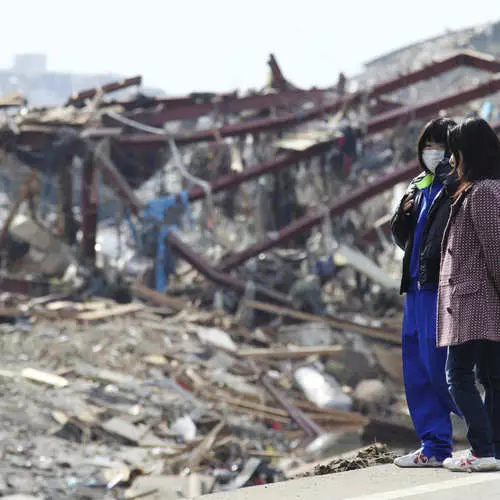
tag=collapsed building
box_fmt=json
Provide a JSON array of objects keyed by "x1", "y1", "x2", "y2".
[{"x1": 0, "y1": 20, "x2": 499, "y2": 499}]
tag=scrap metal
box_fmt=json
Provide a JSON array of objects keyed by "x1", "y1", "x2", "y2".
[{"x1": 67, "y1": 75, "x2": 142, "y2": 106}]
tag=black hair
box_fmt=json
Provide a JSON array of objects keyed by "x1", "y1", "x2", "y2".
[
  {"x1": 417, "y1": 118, "x2": 457, "y2": 171},
  {"x1": 447, "y1": 118, "x2": 500, "y2": 181}
]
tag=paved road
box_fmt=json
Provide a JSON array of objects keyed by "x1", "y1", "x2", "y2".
[{"x1": 196, "y1": 464, "x2": 500, "y2": 500}]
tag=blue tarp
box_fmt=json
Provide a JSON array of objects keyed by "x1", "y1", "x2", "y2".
[{"x1": 128, "y1": 191, "x2": 190, "y2": 292}]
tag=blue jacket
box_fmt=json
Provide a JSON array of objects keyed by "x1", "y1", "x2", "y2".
[{"x1": 391, "y1": 159, "x2": 455, "y2": 294}]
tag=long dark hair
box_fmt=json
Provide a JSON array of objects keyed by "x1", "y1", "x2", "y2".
[
  {"x1": 447, "y1": 118, "x2": 500, "y2": 181},
  {"x1": 417, "y1": 117, "x2": 456, "y2": 171}
]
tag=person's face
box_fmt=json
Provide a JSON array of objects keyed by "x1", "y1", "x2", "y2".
[{"x1": 423, "y1": 141, "x2": 444, "y2": 152}]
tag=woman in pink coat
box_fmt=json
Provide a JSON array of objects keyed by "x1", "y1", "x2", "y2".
[{"x1": 437, "y1": 118, "x2": 500, "y2": 472}]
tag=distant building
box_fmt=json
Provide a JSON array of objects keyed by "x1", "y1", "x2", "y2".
[
  {"x1": 0, "y1": 53, "x2": 164, "y2": 107},
  {"x1": 13, "y1": 53, "x2": 47, "y2": 76}
]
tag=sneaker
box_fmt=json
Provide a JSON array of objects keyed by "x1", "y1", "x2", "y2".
[
  {"x1": 394, "y1": 449, "x2": 443, "y2": 468},
  {"x1": 443, "y1": 451, "x2": 497, "y2": 472}
]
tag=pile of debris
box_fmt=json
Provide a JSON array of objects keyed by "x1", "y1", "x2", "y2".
[
  {"x1": 0, "y1": 289, "x2": 405, "y2": 499},
  {"x1": 312, "y1": 444, "x2": 396, "y2": 476}
]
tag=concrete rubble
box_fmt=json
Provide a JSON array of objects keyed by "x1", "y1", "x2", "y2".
[{"x1": 0, "y1": 19, "x2": 499, "y2": 499}]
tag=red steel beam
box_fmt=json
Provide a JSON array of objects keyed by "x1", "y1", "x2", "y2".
[
  {"x1": 187, "y1": 138, "x2": 341, "y2": 203},
  {"x1": 217, "y1": 119, "x2": 500, "y2": 272},
  {"x1": 122, "y1": 88, "x2": 327, "y2": 127},
  {"x1": 368, "y1": 51, "x2": 500, "y2": 98},
  {"x1": 67, "y1": 76, "x2": 142, "y2": 106},
  {"x1": 120, "y1": 72, "x2": 500, "y2": 148},
  {"x1": 118, "y1": 51, "x2": 500, "y2": 135},
  {"x1": 367, "y1": 74, "x2": 500, "y2": 135},
  {"x1": 95, "y1": 139, "x2": 337, "y2": 304},
  {"x1": 154, "y1": 91, "x2": 238, "y2": 107},
  {"x1": 370, "y1": 98, "x2": 404, "y2": 115},
  {"x1": 102, "y1": 137, "x2": 340, "y2": 214},
  {"x1": 94, "y1": 150, "x2": 293, "y2": 303},
  {"x1": 166, "y1": 232, "x2": 290, "y2": 304},
  {"x1": 217, "y1": 161, "x2": 420, "y2": 272}
]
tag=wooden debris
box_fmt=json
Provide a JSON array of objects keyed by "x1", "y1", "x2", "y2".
[
  {"x1": 52, "y1": 410, "x2": 70, "y2": 425},
  {"x1": 187, "y1": 420, "x2": 226, "y2": 470},
  {"x1": 245, "y1": 300, "x2": 401, "y2": 344},
  {"x1": 124, "y1": 474, "x2": 209, "y2": 500},
  {"x1": 238, "y1": 345, "x2": 343, "y2": 359},
  {"x1": 143, "y1": 354, "x2": 168, "y2": 365},
  {"x1": 77, "y1": 302, "x2": 144, "y2": 321},
  {"x1": 0, "y1": 369, "x2": 16, "y2": 379},
  {"x1": 131, "y1": 282, "x2": 191, "y2": 312},
  {"x1": 21, "y1": 368, "x2": 69, "y2": 388}
]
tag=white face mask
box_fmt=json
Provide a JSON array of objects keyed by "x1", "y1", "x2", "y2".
[{"x1": 422, "y1": 149, "x2": 445, "y2": 173}]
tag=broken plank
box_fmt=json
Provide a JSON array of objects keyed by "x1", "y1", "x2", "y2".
[
  {"x1": 204, "y1": 391, "x2": 289, "y2": 418},
  {"x1": 293, "y1": 399, "x2": 368, "y2": 425},
  {"x1": 306, "y1": 412, "x2": 369, "y2": 425},
  {"x1": 101, "y1": 417, "x2": 148, "y2": 444},
  {"x1": 77, "y1": 303, "x2": 144, "y2": 321},
  {"x1": 238, "y1": 345, "x2": 343, "y2": 360},
  {"x1": 21, "y1": 368, "x2": 69, "y2": 388},
  {"x1": 131, "y1": 282, "x2": 191, "y2": 312},
  {"x1": 245, "y1": 300, "x2": 401, "y2": 344},
  {"x1": 45, "y1": 301, "x2": 106, "y2": 312},
  {"x1": 187, "y1": 420, "x2": 226, "y2": 470},
  {"x1": 143, "y1": 354, "x2": 168, "y2": 365}
]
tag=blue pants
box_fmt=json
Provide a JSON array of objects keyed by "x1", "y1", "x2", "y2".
[{"x1": 402, "y1": 290, "x2": 459, "y2": 460}]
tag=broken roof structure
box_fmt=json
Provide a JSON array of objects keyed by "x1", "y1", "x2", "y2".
[{"x1": 2, "y1": 47, "x2": 500, "y2": 298}]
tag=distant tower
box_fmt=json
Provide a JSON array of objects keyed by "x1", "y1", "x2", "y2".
[{"x1": 13, "y1": 54, "x2": 47, "y2": 76}]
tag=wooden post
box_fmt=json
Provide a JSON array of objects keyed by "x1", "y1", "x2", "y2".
[
  {"x1": 58, "y1": 163, "x2": 77, "y2": 245},
  {"x1": 81, "y1": 151, "x2": 98, "y2": 262}
]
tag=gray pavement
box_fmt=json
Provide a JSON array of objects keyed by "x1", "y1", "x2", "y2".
[{"x1": 196, "y1": 464, "x2": 500, "y2": 500}]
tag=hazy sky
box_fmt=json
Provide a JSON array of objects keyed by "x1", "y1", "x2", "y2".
[{"x1": 2, "y1": 0, "x2": 499, "y2": 94}]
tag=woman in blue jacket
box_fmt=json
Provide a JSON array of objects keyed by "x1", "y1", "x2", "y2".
[{"x1": 391, "y1": 117, "x2": 460, "y2": 467}]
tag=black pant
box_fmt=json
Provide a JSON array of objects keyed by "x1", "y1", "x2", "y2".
[{"x1": 446, "y1": 340, "x2": 500, "y2": 458}]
